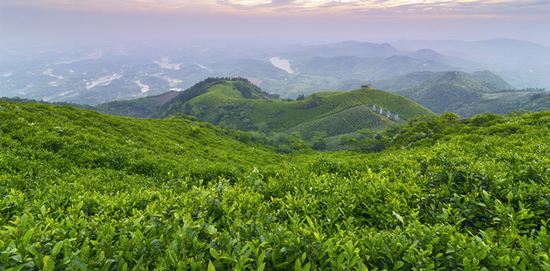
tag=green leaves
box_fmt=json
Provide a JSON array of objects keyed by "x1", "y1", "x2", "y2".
[
  {"x1": 208, "y1": 261, "x2": 216, "y2": 271},
  {"x1": 207, "y1": 225, "x2": 218, "y2": 235},
  {"x1": 42, "y1": 256, "x2": 55, "y2": 271},
  {"x1": 1, "y1": 101, "x2": 550, "y2": 270},
  {"x1": 393, "y1": 211, "x2": 404, "y2": 225}
]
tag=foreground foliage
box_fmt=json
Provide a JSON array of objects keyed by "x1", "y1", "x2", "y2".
[{"x1": 1, "y1": 101, "x2": 550, "y2": 270}]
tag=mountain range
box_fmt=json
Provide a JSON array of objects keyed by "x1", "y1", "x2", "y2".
[
  {"x1": 2, "y1": 39, "x2": 549, "y2": 105},
  {"x1": 373, "y1": 70, "x2": 550, "y2": 116},
  {"x1": 392, "y1": 38, "x2": 550, "y2": 88}
]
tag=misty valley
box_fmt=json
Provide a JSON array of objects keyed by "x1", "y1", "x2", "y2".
[{"x1": 2, "y1": 40, "x2": 549, "y2": 118}]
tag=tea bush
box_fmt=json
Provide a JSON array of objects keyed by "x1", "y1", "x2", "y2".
[{"x1": 1, "y1": 101, "x2": 549, "y2": 270}]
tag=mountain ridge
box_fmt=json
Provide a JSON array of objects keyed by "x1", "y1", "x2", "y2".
[
  {"x1": 98, "y1": 78, "x2": 434, "y2": 147},
  {"x1": 373, "y1": 70, "x2": 550, "y2": 116}
]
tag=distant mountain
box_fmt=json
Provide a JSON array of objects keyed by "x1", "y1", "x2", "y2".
[
  {"x1": 405, "y1": 49, "x2": 480, "y2": 70},
  {"x1": 363, "y1": 55, "x2": 455, "y2": 80},
  {"x1": 3, "y1": 40, "x2": 548, "y2": 104},
  {"x1": 454, "y1": 91, "x2": 550, "y2": 117},
  {"x1": 295, "y1": 55, "x2": 455, "y2": 80},
  {"x1": 98, "y1": 78, "x2": 433, "y2": 141},
  {"x1": 469, "y1": 70, "x2": 514, "y2": 90},
  {"x1": 374, "y1": 70, "x2": 549, "y2": 116},
  {"x1": 372, "y1": 71, "x2": 440, "y2": 92},
  {"x1": 396, "y1": 71, "x2": 495, "y2": 114},
  {"x1": 392, "y1": 39, "x2": 550, "y2": 89},
  {"x1": 289, "y1": 41, "x2": 400, "y2": 58},
  {"x1": 392, "y1": 39, "x2": 550, "y2": 65},
  {"x1": 375, "y1": 70, "x2": 512, "y2": 93}
]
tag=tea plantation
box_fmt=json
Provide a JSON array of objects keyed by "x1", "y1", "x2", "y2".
[
  {"x1": 1, "y1": 101, "x2": 550, "y2": 270},
  {"x1": 98, "y1": 78, "x2": 432, "y2": 144}
]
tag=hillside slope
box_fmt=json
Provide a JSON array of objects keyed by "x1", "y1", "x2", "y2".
[
  {"x1": 294, "y1": 55, "x2": 454, "y2": 80},
  {"x1": 1, "y1": 101, "x2": 550, "y2": 270},
  {"x1": 397, "y1": 71, "x2": 493, "y2": 113},
  {"x1": 100, "y1": 78, "x2": 433, "y2": 141},
  {"x1": 374, "y1": 70, "x2": 549, "y2": 116},
  {"x1": 0, "y1": 101, "x2": 280, "y2": 182},
  {"x1": 374, "y1": 70, "x2": 511, "y2": 94}
]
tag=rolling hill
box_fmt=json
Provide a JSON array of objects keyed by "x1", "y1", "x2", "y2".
[
  {"x1": 374, "y1": 70, "x2": 513, "y2": 93},
  {"x1": 2, "y1": 99, "x2": 550, "y2": 270},
  {"x1": 374, "y1": 70, "x2": 550, "y2": 116},
  {"x1": 392, "y1": 39, "x2": 550, "y2": 89},
  {"x1": 99, "y1": 78, "x2": 433, "y2": 140}
]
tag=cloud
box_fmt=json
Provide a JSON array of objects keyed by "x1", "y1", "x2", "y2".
[
  {"x1": 271, "y1": 0, "x2": 296, "y2": 5},
  {"x1": 2, "y1": 0, "x2": 550, "y2": 19},
  {"x1": 1, "y1": 0, "x2": 549, "y2": 46}
]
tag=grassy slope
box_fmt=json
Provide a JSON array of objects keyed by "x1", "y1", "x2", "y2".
[
  {"x1": 374, "y1": 71, "x2": 550, "y2": 117},
  {"x1": 374, "y1": 71, "x2": 511, "y2": 94},
  {"x1": 2, "y1": 102, "x2": 550, "y2": 270},
  {"x1": 0, "y1": 101, "x2": 281, "y2": 184},
  {"x1": 166, "y1": 80, "x2": 433, "y2": 137},
  {"x1": 396, "y1": 71, "x2": 491, "y2": 114}
]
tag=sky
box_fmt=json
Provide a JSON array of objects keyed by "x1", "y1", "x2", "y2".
[{"x1": 1, "y1": 0, "x2": 550, "y2": 47}]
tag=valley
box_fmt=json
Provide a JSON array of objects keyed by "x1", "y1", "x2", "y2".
[{"x1": 3, "y1": 39, "x2": 550, "y2": 107}]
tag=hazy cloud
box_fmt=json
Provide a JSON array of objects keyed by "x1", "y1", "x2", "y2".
[
  {"x1": 1, "y1": 0, "x2": 549, "y2": 47},
  {"x1": 3, "y1": 0, "x2": 550, "y2": 17}
]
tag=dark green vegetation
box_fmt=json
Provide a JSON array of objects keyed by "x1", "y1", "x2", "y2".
[
  {"x1": 1, "y1": 100, "x2": 550, "y2": 270},
  {"x1": 0, "y1": 96, "x2": 96, "y2": 111},
  {"x1": 99, "y1": 78, "x2": 432, "y2": 150},
  {"x1": 96, "y1": 91, "x2": 180, "y2": 118},
  {"x1": 373, "y1": 71, "x2": 550, "y2": 117}
]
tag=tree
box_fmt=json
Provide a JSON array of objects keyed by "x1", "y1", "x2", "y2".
[{"x1": 311, "y1": 131, "x2": 328, "y2": 150}]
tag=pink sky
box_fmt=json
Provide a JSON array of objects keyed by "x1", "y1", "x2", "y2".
[
  {"x1": 1, "y1": 0, "x2": 549, "y2": 46},
  {"x1": 3, "y1": 0, "x2": 549, "y2": 17}
]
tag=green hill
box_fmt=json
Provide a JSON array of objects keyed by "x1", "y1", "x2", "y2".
[
  {"x1": 96, "y1": 91, "x2": 180, "y2": 118},
  {"x1": 397, "y1": 71, "x2": 489, "y2": 113},
  {"x1": 1, "y1": 100, "x2": 550, "y2": 270},
  {"x1": 100, "y1": 78, "x2": 433, "y2": 142},
  {"x1": 374, "y1": 70, "x2": 550, "y2": 116},
  {"x1": 294, "y1": 55, "x2": 454, "y2": 81},
  {"x1": 469, "y1": 70, "x2": 514, "y2": 90},
  {"x1": 374, "y1": 70, "x2": 513, "y2": 93},
  {"x1": 0, "y1": 101, "x2": 280, "y2": 182}
]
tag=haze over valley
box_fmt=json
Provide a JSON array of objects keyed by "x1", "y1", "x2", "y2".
[{"x1": 2, "y1": 39, "x2": 550, "y2": 115}]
